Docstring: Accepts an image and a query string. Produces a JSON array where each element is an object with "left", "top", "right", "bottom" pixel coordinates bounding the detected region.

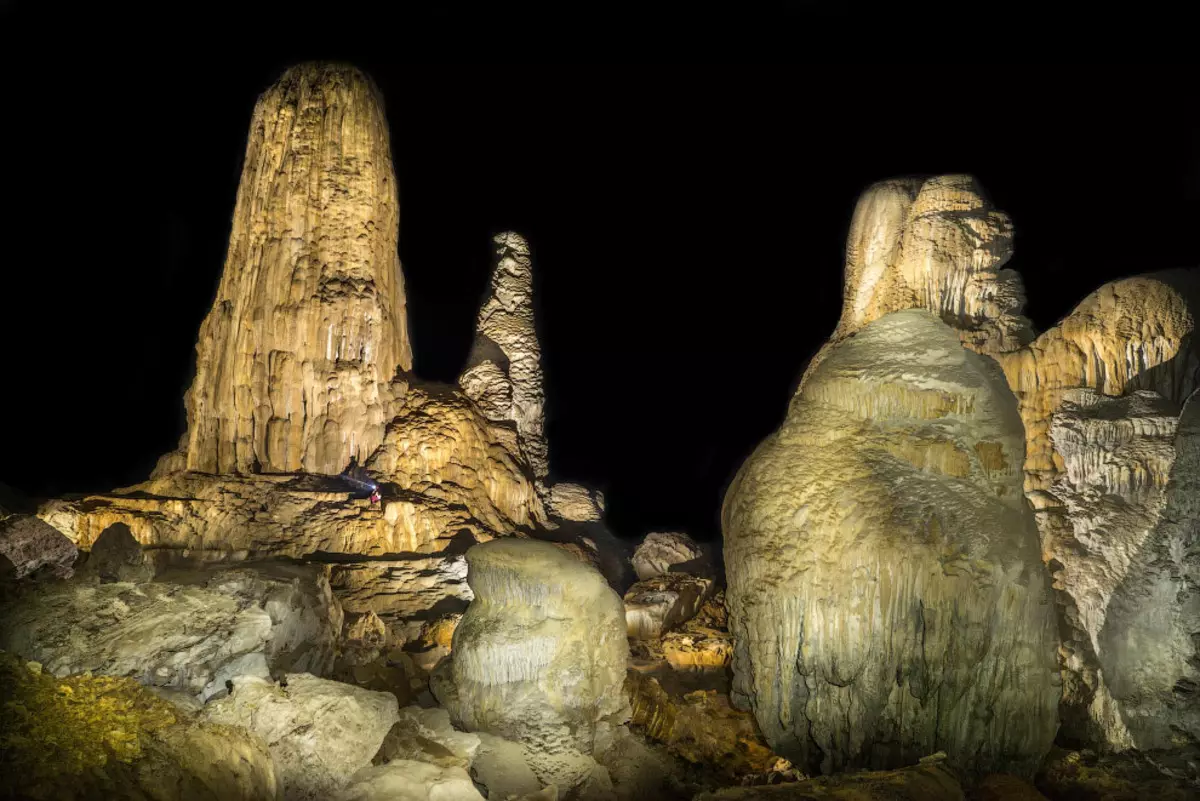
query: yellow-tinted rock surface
[{"left": 180, "top": 62, "right": 412, "bottom": 477}]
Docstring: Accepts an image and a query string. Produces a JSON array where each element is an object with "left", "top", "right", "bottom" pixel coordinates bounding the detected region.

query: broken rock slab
[
  {"left": 336, "top": 761, "right": 484, "bottom": 801},
  {"left": 623, "top": 573, "right": 714, "bottom": 640},
  {"left": 373, "top": 705, "right": 480, "bottom": 770},
  {"left": 201, "top": 673, "right": 399, "bottom": 801},
  {"left": 0, "top": 511, "right": 76, "bottom": 580},
  {"left": 631, "top": 531, "right": 706, "bottom": 581},
  {"left": 0, "top": 563, "right": 342, "bottom": 701}
]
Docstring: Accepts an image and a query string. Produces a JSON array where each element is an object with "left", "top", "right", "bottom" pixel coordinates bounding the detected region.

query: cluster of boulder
[{"left": 2, "top": 62, "right": 1198, "bottom": 801}]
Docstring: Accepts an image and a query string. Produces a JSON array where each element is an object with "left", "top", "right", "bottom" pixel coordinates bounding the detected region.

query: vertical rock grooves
[
  {"left": 434, "top": 539, "right": 628, "bottom": 786},
  {"left": 459, "top": 232, "right": 548, "bottom": 482},
  {"left": 183, "top": 62, "right": 412, "bottom": 476},
  {"left": 995, "top": 271, "right": 1200, "bottom": 749},
  {"left": 723, "top": 310, "right": 1059, "bottom": 778},
  {"left": 835, "top": 174, "right": 1032, "bottom": 360}
]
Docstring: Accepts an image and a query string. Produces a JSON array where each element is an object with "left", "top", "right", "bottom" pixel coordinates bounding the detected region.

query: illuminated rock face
[
  {"left": 367, "top": 382, "right": 547, "bottom": 533},
  {"left": 43, "top": 382, "right": 543, "bottom": 557},
  {"left": 433, "top": 539, "right": 628, "bottom": 785},
  {"left": 0, "top": 564, "right": 343, "bottom": 701},
  {"left": 200, "top": 673, "right": 400, "bottom": 801},
  {"left": 0, "top": 511, "right": 75, "bottom": 579},
  {"left": 1048, "top": 389, "right": 1200, "bottom": 751},
  {"left": 545, "top": 482, "right": 605, "bottom": 522},
  {"left": 181, "top": 62, "right": 411, "bottom": 477},
  {"left": 997, "top": 273, "right": 1198, "bottom": 501},
  {"left": 459, "top": 232, "right": 548, "bottom": 481},
  {"left": 632, "top": 531, "right": 706, "bottom": 580},
  {"left": 723, "top": 310, "right": 1059, "bottom": 776},
  {"left": 623, "top": 572, "right": 713, "bottom": 639},
  {"left": 832, "top": 174, "right": 1032, "bottom": 360},
  {"left": 994, "top": 272, "right": 1200, "bottom": 748}
]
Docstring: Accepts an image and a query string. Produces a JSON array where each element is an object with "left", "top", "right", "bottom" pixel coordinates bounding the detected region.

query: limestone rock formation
[
  {"left": 179, "top": 62, "right": 411, "bottom": 477},
  {"left": 42, "top": 394, "right": 542, "bottom": 562},
  {"left": 0, "top": 564, "right": 342, "bottom": 701},
  {"left": 694, "top": 754, "right": 964, "bottom": 801},
  {"left": 0, "top": 510, "right": 76, "bottom": 580},
  {"left": 624, "top": 671, "right": 785, "bottom": 779},
  {"left": 1036, "top": 747, "right": 1199, "bottom": 801},
  {"left": 81, "top": 522, "right": 154, "bottom": 583},
  {"left": 657, "top": 593, "right": 733, "bottom": 673},
  {"left": 367, "top": 381, "right": 548, "bottom": 534},
  {"left": 723, "top": 310, "right": 1059, "bottom": 776},
  {"left": 993, "top": 271, "right": 1200, "bottom": 749},
  {"left": 546, "top": 482, "right": 605, "bottom": 522},
  {"left": 468, "top": 732, "right": 545, "bottom": 799},
  {"left": 330, "top": 552, "right": 472, "bottom": 644},
  {"left": 631, "top": 531, "right": 706, "bottom": 581},
  {"left": 373, "top": 705, "right": 481, "bottom": 770},
  {"left": 433, "top": 539, "right": 629, "bottom": 786},
  {"left": 0, "top": 652, "right": 280, "bottom": 801},
  {"left": 201, "top": 673, "right": 400, "bottom": 801},
  {"left": 1044, "top": 389, "right": 1200, "bottom": 749},
  {"left": 996, "top": 273, "right": 1198, "bottom": 501},
  {"left": 459, "top": 232, "right": 548, "bottom": 481},
  {"left": 832, "top": 174, "right": 1031, "bottom": 359},
  {"left": 623, "top": 573, "right": 713, "bottom": 640},
  {"left": 336, "top": 761, "right": 484, "bottom": 801}
]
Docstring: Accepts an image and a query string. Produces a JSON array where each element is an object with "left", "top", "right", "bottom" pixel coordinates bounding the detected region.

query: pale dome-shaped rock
[
  {"left": 432, "top": 538, "right": 629, "bottom": 786},
  {"left": 723, "top": 309, "right": 1059, "bottom": 777}
]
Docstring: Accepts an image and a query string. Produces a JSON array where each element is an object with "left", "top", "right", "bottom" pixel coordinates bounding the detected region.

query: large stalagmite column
[
  {"left": 183, "top": 63, "right": 412, "bottom": 476},
  {"left": 459, "top": 232, "right": 549, "bottom": 481},
  {"left": 723, "top": 310, "right": 1060, "bottom": 777},
  {"left": 722, "top": 175, "right": 1059, "bottom": 777}
]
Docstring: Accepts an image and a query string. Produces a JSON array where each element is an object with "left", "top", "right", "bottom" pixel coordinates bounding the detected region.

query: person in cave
[{"left": 339, "top": 456, "right": 381, "bottom": 502}]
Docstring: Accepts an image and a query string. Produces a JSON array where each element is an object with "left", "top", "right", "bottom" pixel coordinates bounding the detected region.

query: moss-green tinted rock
[{"left": 0, "top": 651, "right": 278, "bottom": 800}]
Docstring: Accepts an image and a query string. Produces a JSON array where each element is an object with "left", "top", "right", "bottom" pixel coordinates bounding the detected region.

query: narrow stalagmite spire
[
  {"left": 181, "top": 63, "right": 412, "bottom": 476},
  {"left": 459, "top": 232, "right": 548, "bottom": 481}
]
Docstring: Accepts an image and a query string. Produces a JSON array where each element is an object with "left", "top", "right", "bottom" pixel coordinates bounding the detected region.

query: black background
[{"left": 3, "top": 57, "right": 1198, "bottom": 541}]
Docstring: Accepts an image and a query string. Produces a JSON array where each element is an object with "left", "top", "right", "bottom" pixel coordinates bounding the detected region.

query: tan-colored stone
[
  {"left": 993, "top": 272, "right": 1200, "bottom": 749},
  {"left": 459, "top": 232, "right": 548, "bottom": 480},
  {"left": 831, "top": 174, "right": 1031, "bottom": 363},
  {"left": 624, "top": 671, "right": 782, "bottom": 779},
  {"left": 179, "top": 62, "right": 412, "bottom": 477}
]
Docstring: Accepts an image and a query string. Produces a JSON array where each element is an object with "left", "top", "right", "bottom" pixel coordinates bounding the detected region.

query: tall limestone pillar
[
  {"left": 183, "top": 62, "right": 411, "bottom": 476},
  {"left": 459, "top": 232, "right": 549, "bottom": 481}
]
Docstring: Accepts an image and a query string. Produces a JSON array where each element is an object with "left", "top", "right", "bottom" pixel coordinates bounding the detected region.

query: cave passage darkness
[{"left": 3, "top": 61, "right": 1198, "bottom": 542}]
